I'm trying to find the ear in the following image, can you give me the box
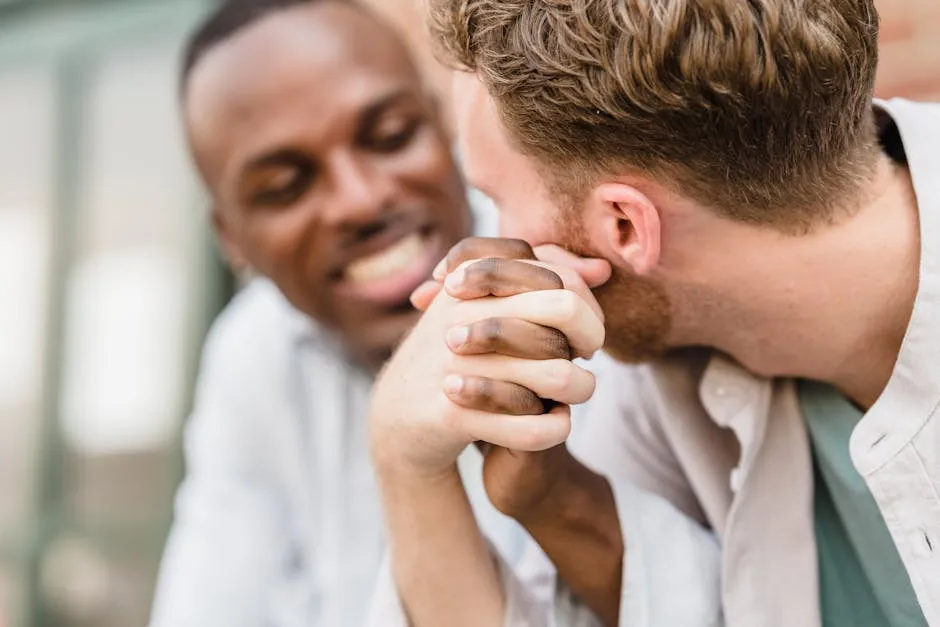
[584,183,661,275]
[211,205,250,272]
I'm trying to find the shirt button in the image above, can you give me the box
[715,386,727,397]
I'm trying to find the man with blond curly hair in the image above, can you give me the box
[364,0,940,626]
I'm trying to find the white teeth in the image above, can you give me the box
[345,233,426,284]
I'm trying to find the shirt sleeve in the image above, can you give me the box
[149,319,296,627]
[507,479,723,627]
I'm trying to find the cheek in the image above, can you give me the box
[396,126,459,186]
[245,213,341,325]
[231,208,327,291]
[389,130,470,234]
[497,203,566,246]
[237,215,301,269]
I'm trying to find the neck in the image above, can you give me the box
[681,156,920,409]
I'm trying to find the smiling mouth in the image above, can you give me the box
[335,227,441,307]
[345,232,426,284]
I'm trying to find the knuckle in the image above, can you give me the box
[536,266,565,290]
[549,290,580,324]
[516,425,547,451]
[543,359,575,396]
[550,264,579,285]
[589,327,606,352]
[445,246,465,270]
[553,416,573,445]
[515,388,544,415]
[516,417,568,451]
[584,370,597,402]
[474,317,502,349]
[585,369,597,395]
[464,258,501,287]
[503,238,535,259]
[542,327,571,358]
[572,368,596,403]
[447,238,481,269]
[471,377,494,403]
[447,237,534,270]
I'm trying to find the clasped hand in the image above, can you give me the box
[369,237,610,509]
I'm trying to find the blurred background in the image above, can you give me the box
[0,1,937,626]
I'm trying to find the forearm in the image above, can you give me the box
[376,460,505,627]
[518,455,623,627]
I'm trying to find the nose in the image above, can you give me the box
[321,152,393,228]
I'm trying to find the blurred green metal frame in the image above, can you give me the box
[0,1,228,625]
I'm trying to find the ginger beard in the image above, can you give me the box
[559,214,673,364]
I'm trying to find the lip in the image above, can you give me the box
[328,215,425,275]
[330,224,444,308]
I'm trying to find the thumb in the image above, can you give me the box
[534,245,612,288]
[410,280,443,311]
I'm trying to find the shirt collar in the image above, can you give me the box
[693,101,940,471]
[852,99,940,472]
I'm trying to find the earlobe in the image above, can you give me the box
[591,183,661,275]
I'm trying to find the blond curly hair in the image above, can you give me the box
[429,0,881,231]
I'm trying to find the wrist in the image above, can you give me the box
[517,458,625,627]
[517,456,622,552]
[507,447,582,526]
[370,432,462,485]
[369,407,467,482]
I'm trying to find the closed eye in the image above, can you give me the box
[367,117,422,154]
[250,166,313,206]
[242,150,317,208]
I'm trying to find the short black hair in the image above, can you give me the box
[180,0,339,96]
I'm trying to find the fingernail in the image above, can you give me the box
[445,267,466,290]
[433,258,447,281]
[444,374,464,394]
[446,325,469,349]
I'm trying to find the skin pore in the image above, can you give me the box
[184,1,471,371]
[454,71,921,410]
